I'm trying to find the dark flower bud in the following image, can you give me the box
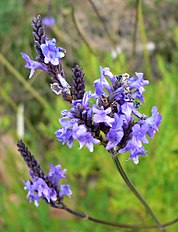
[72,65,85,100]
[32,15,45,62]
[17,140,45,179]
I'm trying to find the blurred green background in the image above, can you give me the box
[0,0,178,231]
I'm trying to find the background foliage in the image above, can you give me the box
[0,0,178,231]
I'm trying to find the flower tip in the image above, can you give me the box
[35,201,39,207]
[21,52,27,59]
[132,156,139,164]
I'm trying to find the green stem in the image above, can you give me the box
[63,205,161,230]
[71,5,96,56]
[112,155,166,232]
[88,0,116,49]
[60,204,178,230]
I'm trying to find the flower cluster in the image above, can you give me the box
[24,164,72,207]
[21,37,65,78]
[21,15,162,164]
[17,140,72,207]
[56,68,162,164]
[21,15,71,102]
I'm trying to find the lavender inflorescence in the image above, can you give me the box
[21,15,162,164]
[20,14,162,208]
[17,140,72,207]
[22,15,87,104]
[56,69,162,164]
[22,15,72,102]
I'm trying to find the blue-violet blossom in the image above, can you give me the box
[56,67,162,164]
[24,164,72,207]
[21,38,66,79]
[41,38,66,65]
[21,52,48,79]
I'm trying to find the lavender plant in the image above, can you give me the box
[17,140,71,208]
[17,15,178,231]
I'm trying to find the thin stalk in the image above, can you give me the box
[112,156,165,231]
[62,204,178,230]
[63,205,160,230]
[88,0,116,49]
[71,5,97,56]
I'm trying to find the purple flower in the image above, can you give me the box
[24,180,39,206]
[132,108,145,119]
[21,52,48,78]
[144,106,162,138]
[34,178,57,201]
[106,114,124,150]
[60,110,74,119]
[52,64,162,164]
[128,72,149,102]
[102,67,115,84]
[24,178,57,207]
[118,106,162,164]
[82,91,92,108]
[119,140,147,164]
[112,85,125,101]
[56,126,74,148]
[73,123,100,152]
[93,106,115,127]
[131,124,149,144]
[42,16,55,27]
[59,184,72,198]
[94,67,112,97]
[56,117,77,148]
[121,102,134,126]
[71,92,93,113]
[23,163,72,206]
[48,164,66,186]
[106,130,123,150]
[41,38,66,65]
[102,67,113,78]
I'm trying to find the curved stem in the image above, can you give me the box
[162,218,178,228]
[88,0,116,49]
[63,205,160,230]
[61,204,178,230]
[112,156,165,231]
